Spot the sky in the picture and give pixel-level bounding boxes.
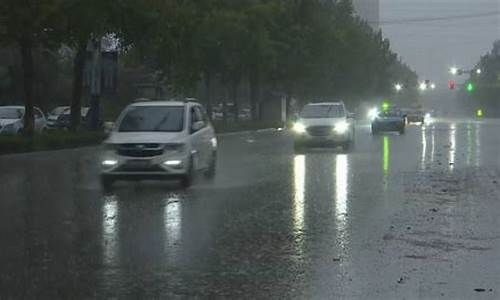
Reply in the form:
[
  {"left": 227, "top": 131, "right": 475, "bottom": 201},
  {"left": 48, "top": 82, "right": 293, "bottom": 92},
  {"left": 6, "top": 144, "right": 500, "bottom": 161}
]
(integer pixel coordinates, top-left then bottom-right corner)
[{"left": 380, "top": 0, "right": 500, "bottom": 85}]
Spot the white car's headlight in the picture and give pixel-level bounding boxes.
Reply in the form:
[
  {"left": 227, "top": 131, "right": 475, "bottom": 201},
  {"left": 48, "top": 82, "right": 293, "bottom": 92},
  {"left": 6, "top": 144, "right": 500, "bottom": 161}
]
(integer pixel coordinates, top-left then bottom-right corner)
[
  {"left": 334, "top": 121, "right": 349, "bottom": 134},
  {"left": 164, "top": 143, "right": 186, "bottom": 154},
  {"left": 293, "top": 122, "right": 306, "bottom": 134}
]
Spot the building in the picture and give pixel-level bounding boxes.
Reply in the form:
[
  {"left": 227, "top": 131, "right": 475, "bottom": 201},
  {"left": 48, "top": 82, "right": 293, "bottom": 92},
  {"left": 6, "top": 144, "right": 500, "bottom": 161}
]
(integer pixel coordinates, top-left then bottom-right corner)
[{"left": 352, "top": 0, "right": 380, "bottom": 29}]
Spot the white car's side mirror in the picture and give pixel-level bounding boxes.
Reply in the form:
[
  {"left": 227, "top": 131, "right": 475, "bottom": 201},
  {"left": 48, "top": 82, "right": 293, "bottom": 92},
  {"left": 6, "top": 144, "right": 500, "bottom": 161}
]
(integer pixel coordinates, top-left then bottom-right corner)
[
  {"left": 191, "top": 121, "right": 205, "bottom": 133},
  {"left": 104, "top": 122, "right": 115, "bottom": 134}
]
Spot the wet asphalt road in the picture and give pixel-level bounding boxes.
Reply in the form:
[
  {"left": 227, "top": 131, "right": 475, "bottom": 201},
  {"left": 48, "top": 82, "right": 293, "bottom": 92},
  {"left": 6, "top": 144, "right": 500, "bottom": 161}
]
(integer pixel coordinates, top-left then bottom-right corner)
[{"left": 2, "top": 119, "right": 500, "bottom": 299}]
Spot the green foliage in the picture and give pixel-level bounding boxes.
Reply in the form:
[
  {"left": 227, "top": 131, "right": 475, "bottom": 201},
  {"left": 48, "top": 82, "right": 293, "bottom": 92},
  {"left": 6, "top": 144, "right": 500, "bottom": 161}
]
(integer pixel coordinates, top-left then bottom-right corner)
[{"left": 123, "top": 0, "right": 416, "bottom": 105}]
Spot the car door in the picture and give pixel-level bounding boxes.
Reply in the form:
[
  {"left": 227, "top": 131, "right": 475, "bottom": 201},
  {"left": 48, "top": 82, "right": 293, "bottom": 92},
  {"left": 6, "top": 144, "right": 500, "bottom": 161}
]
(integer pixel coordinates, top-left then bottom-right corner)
[
  {"left": 195, "top": 106, "right": 214, "bottom": 166},
  {"left": 34, "top": 108, "right": 45, "bottom": 132},
  {"left": 189, "top": 106, "right": 206, "bottom": 169}
]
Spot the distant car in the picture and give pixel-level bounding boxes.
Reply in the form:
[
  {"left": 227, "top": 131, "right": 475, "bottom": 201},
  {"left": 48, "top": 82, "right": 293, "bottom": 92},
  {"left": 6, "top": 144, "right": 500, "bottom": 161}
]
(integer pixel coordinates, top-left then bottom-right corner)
[
  {"left": 292, "top": 102, "right": 355, "bottom": 151},
  {"left": 100, "top": 100, "right": 217, "bottom": 188},
  {"left": 0, "top": 106, "right": 47, "bottom": 134},
  {"left": 54, "top": 107, "right": 90, "bottom": 130},
  {"left": 46, "top": 106, "right": 69, "bottom": 130},
  {"left": 406, "top": 109, "right": 425, "bottom": 124},
  {"left": 371, "top": 109, "right": 406, "bottom": 134}
]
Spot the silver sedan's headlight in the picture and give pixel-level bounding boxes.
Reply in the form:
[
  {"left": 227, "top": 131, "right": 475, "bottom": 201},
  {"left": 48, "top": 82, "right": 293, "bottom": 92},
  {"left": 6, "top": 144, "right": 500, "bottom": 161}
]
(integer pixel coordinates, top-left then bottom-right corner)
[
  {"left": 334, "top": 121, "right": 349, "bottom": 134},
  {"left": 292, "top": 122, "right": 306, "bottom": 134},
  {"left": 164, "top": 143, "right": 186, "bottom": 154}
]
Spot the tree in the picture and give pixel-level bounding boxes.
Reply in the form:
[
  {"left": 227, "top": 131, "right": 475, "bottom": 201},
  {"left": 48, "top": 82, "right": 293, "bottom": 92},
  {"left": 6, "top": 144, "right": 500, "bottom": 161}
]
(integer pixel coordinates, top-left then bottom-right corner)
[{"left": 0, "top": 0, "right": 61, "bottom": 136}]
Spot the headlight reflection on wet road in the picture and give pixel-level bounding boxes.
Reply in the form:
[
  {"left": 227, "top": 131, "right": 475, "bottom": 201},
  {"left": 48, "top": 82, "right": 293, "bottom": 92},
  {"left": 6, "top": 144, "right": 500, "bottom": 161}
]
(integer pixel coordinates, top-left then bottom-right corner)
[
  {"left": 421, "top": 126, "right": 427, "bottom": 170},
  {"left": 449, "top": 123, "right": 456, "bottom": 171},
  {"left": 102, "top": 195, "right": 119, "bottom": 267},
  {"left": 164, "top": 194, "right": 182, "bottom": 261},
  {"left": 293, "top": 155, "right": 306, "bottom": 239},
  {"left": 334, "top": 154, "right": 350, "bottom": 253}
]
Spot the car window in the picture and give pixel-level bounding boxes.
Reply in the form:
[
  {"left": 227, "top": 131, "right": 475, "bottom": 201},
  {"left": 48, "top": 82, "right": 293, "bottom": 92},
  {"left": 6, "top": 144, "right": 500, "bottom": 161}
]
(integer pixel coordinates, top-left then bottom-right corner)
[
  {"left": 194, "top": 107, "right": 206, "bottom": 126},
  {"left": 0, "top": 108, "right": 23, "bottom": 119},
  {"left": 118, "top": 106, "right": 184, "bottom": 132},
  {"left": 34, "top": 108, "right": 42, "bottom": 119},
  {"left": 300, "top": 105, "right": 345, "bottom": 119}
]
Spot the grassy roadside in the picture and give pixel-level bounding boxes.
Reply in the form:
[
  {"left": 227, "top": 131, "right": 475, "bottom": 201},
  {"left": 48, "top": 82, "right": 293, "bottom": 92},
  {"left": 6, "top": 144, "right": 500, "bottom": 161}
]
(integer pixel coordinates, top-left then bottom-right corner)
[
  {"left": 0, "top": 121, "right": 283, "bottom": 155},
  {"left": 0, "top": 131, "right": 106, "bottom": 155}
]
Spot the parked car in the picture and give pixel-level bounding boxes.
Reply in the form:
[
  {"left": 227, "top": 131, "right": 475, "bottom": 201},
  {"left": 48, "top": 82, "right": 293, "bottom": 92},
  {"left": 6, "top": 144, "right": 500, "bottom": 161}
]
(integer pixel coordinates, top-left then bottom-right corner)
[
  {"left": 46, "top": 106, "right": 69, "bottom": 130},
  {"left": 0, "top": 106, "right": 47, "bottom": 134},
  {"left": 100, "top": 100, "right": 217, "bottom": 188}
]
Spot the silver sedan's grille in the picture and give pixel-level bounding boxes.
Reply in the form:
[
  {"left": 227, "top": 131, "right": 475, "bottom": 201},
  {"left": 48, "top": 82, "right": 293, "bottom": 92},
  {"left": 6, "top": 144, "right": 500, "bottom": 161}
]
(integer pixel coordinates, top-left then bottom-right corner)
[{"left": 307, "top": 126, "right": 333, "bottom": 137}]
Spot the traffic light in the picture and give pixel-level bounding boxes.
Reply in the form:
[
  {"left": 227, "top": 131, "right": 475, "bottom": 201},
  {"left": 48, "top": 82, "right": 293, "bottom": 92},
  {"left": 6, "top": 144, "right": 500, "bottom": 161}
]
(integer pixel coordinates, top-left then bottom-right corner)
[
  {"left": 448, "top": 80, "right": 456, "bottom": 90},
  {"left": 382, "top": 100, "right": 391, "bottom": 112},
  {"left": 466, "top": 82, "right": 475, "bottom": 93},
  {"left": 477, "top": 109, "right": 483, "bottom": 118}
]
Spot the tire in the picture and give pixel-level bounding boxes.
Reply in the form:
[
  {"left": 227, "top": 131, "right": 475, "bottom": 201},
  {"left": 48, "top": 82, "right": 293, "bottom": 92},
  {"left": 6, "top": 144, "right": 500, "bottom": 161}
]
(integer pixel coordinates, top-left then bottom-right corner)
[
  {"left": 204, "top": 151, "right": 217, "bottom": 179},
  {"left": 342, "top": 140, "right": 353, "bottom": 152},
  {"left": 181, "top": 157, "right": 195, "bottom": 188},
  {"left": 294, "top": 142, "right": 305, "bottom": 154},
  {"left": 371, "top": 126, "right": 378, "bottom": 135},
  {"left": 399, "top": 127, "right": 405, "bottom": 135},
  {"left": 100, "top": 176, "right": 114, "bottom": 191}
]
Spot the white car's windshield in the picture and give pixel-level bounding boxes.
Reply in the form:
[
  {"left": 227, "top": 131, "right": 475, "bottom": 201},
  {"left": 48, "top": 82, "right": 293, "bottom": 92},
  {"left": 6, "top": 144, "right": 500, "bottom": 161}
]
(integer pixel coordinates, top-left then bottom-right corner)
[
  {"left": 0, "top": 108, "right": 23, "bottom": 119},
  {"left": 118, "top": 106, "right": 184, "bottom": 132},
  {"left": 300, "top": 105, "right": 345, "bottom": 119}
]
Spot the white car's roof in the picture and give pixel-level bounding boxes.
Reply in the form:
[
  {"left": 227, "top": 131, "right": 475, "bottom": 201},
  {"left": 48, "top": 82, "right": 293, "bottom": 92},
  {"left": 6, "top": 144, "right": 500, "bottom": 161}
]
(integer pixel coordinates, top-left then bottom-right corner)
[
  {"left": 307, "top": 102, "right": 343, "bottom": 106},
  {"left": 131, "top": 101, "right": 190, "bottom": 107},
  {"left": 0, "top": 106, "right": 25, "bottom": 109}
]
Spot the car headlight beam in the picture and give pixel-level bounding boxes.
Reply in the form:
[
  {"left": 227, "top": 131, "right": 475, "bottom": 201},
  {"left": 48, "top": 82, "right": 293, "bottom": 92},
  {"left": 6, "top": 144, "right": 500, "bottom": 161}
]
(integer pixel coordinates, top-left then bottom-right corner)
[
  {"left": 293, "top": 122, "right": 306, "bottom": 134},
  {"left": 334, "top": 121, "right": 349, "bottom": 134}
]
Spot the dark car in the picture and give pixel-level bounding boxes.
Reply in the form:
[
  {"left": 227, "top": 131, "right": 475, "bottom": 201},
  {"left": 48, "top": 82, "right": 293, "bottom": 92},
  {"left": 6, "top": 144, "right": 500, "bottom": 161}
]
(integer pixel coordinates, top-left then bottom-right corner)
[
  {"left": 371, "top": 109, "right": 406, "bottom": 135},
  {"left": 406, "top": 109, "right": 425, "bottom": 124}
]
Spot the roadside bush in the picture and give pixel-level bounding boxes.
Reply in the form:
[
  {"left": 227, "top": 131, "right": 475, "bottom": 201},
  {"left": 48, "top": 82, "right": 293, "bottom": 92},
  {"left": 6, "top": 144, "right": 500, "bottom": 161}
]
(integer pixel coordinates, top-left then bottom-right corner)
[{"left": 0, "top": 131, "right": 105, "bottom": 155}]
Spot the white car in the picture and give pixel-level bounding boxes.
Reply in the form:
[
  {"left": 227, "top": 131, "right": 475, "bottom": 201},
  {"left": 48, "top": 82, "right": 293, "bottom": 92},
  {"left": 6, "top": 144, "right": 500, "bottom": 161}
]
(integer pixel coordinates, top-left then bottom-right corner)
[
  {"left": 46, "top": 106, "right": 69, "bottom": 129},
  {"left": 0, "top": 106, "right": 47, "bottom": 134},
  {"left": 292, "top": 102, "right": 355, "bottom": 151},
  {"left": 100, "top": 100, "right": 217, "bottom": 188}
]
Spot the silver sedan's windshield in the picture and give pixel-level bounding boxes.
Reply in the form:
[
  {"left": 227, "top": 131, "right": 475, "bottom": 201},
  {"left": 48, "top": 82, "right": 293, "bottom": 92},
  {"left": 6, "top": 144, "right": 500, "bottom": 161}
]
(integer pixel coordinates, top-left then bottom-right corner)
[{"left": 300, "top": 105, "right": 345, "bottom": 119}]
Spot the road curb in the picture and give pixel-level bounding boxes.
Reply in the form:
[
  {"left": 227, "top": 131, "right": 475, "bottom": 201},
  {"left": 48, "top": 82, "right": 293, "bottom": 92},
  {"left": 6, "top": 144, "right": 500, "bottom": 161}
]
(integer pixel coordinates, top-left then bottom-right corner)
[{"left": 217, "top": 127, "right": 283, "bottom": 137}]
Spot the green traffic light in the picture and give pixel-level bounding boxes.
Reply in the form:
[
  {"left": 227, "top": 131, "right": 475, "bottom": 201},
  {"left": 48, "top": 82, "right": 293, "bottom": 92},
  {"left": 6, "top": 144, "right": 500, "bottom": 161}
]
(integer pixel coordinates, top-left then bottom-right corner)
[
  {"left": 467, "top": 82, "right": 475, "bottom": 93},
  {"left": 477, "top": 109, "right": 483, "bottom": 118},
  {"left": 382, "top": 101, "right": 391, "bottom": 111}
]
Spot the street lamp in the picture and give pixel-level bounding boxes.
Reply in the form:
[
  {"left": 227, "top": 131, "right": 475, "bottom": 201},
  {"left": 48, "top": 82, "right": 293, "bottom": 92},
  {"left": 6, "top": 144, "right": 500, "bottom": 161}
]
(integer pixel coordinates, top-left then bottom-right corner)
[
  {"left": 394, "top": 83, "right": 403, "bottom": 92},
  {"left": 430, "top": 83, "right": 436, "bottom": 90},
  {"left": 476, "top": 68, "right": 482, "bottom": 75},
  {"left": 450, "top": 67, "right": 459, "bottom": 76}
]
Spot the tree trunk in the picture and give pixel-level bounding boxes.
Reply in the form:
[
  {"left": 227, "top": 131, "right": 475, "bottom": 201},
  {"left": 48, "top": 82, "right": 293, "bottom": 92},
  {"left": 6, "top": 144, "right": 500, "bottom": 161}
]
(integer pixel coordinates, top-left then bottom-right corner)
[
  {"left": 70, "top": 42, "right": 87, "bottom": 132},
  {"left": 249, "top": 71, "right": 260, "bottom": 121},
  {"left": 204, "top": 70, "right": 213, "bottom": 120},
  {"left": 19, "top": 38, "right": 35, "bottom": 137}
]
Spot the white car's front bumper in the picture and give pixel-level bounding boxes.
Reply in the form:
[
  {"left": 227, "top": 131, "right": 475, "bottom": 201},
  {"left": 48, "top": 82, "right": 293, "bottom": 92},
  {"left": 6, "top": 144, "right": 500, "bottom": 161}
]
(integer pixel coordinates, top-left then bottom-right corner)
[
  {"left": 100, "top": 150, "right": 191, "bottom": 179},
  {"left": 293, "top": 127, "right": 352, "bottom": 145}
]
